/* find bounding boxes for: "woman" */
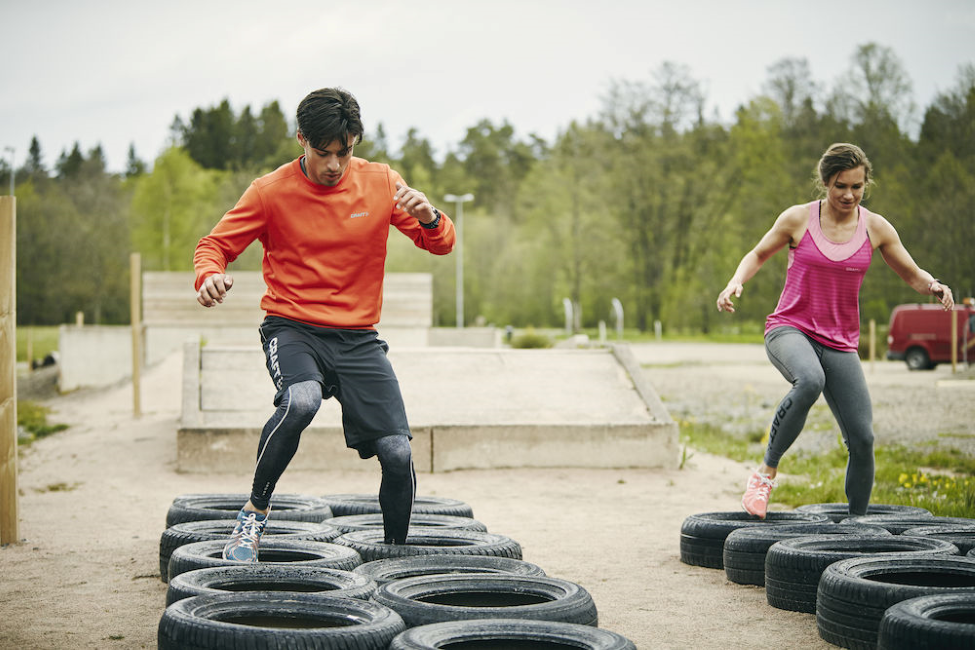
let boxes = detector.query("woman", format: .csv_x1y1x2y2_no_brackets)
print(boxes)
716,143,953,518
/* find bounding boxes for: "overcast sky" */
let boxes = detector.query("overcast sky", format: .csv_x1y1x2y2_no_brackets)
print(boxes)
1,0,972,173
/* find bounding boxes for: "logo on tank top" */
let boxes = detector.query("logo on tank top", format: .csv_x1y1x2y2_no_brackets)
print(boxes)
349,211,369,219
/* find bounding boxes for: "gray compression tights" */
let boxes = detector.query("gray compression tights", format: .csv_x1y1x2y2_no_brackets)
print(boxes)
249,380,416,542
763,327,875,515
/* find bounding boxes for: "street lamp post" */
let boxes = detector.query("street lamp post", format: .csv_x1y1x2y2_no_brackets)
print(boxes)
3,147,13,196
443,193,474,328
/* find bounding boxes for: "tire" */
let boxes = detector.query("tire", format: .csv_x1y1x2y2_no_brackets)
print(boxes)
795,503,932,523
679,511,829,569
764,534,959,614
877,593,975,650
167,539,362,582
166,493,334,527
902,524,975,556
372,574,598,628
816,554,975,649
389,618,636,649
159,520,342,582
166,565,376,605
324,513,488,535
321,494,474,518
355,555,546,586
157,592,404,650
840,514,974,535
723,523,890,586
905,347,932,371
335,529,522,563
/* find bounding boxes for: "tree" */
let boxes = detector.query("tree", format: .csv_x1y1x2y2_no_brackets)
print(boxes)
130,147,220,271
126,143,147,178
26,136,46,177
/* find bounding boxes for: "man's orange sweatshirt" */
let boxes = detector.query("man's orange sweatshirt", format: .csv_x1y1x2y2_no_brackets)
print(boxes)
193,157,455,329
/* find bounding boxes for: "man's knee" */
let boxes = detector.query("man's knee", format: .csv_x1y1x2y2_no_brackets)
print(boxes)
284,380,323,420
374,435,412,472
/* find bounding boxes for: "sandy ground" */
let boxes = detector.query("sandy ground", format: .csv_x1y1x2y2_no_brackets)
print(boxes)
1,342,972,649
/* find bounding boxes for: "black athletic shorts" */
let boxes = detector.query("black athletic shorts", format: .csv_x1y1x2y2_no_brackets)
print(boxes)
259,316,411,452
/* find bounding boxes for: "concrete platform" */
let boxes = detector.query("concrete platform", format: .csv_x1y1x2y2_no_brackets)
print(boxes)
179,340,679,473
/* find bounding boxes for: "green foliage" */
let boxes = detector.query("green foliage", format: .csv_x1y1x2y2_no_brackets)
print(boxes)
11,42,974,332
509,328,554,349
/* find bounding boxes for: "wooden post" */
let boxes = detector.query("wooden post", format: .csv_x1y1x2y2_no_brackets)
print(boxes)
951,306,958,374
130,252,142,418
0,196,18,544
869,319,876,373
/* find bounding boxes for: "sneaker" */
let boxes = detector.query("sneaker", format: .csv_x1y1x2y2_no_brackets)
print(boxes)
222,507,270,562
741,471,776,518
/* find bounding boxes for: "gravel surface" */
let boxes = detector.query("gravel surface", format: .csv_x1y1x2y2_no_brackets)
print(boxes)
633,342,975,455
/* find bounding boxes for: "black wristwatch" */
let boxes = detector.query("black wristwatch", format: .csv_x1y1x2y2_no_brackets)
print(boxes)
421,208,441,229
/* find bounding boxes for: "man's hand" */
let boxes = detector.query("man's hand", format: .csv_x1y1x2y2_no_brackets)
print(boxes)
394,182,437,224
197,274,234,308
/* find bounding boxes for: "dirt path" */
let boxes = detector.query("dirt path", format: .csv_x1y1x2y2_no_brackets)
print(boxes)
1,342,970,648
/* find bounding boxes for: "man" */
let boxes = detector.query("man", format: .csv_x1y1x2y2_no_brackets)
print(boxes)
193,87,456,561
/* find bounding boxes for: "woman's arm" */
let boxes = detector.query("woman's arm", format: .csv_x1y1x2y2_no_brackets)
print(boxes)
871,213,954,310
716,205,806,313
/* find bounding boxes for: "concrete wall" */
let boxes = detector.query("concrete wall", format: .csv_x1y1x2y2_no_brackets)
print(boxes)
178,340,679,473
56,271,500,392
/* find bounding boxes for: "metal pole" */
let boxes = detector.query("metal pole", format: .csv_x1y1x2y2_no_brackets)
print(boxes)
444,193,473,328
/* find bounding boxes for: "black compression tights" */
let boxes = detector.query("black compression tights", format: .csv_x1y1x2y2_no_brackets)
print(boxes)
249,380,416,543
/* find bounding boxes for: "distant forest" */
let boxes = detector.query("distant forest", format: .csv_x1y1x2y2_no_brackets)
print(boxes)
6,43,973,334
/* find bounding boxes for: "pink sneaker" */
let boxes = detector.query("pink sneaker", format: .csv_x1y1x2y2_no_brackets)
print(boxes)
741,471,776,518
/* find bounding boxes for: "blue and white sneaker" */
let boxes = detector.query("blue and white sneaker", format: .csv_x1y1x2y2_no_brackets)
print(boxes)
222,507,270,562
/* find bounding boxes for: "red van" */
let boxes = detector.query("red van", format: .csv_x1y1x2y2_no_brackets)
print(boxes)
886,303,975,370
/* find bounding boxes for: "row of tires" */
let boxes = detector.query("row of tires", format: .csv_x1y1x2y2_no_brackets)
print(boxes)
157,492,637,649
679,504,975,650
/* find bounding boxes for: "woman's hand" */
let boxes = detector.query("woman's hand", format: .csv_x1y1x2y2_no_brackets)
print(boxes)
717,281,744,313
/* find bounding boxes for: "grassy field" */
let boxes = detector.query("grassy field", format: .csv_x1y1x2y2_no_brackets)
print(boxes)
680,420,975,518
17,326,59,364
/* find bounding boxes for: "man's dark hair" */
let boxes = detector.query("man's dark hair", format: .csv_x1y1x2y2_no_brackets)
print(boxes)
296,87,364,149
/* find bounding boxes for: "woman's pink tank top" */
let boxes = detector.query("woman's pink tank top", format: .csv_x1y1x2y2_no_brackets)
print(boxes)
765,200,873,351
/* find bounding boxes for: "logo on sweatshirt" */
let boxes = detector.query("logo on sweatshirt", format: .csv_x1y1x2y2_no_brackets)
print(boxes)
350,211,369,219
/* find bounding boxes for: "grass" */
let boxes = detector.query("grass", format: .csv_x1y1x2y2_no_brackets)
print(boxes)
17,326,59,363
18,400,69,445
679,419,975,518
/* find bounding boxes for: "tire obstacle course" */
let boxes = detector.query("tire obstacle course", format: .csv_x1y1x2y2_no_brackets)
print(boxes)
680,504,975,649
158,492,638,649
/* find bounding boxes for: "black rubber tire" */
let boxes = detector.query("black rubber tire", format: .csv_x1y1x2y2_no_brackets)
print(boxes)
722,523,890,586
905,347,932,370
166,564,376,605
795,503,932,523
335,529,522,563
902,524,975,556
355,555,547,586
389,618,636,649
159,519,342,582
157,592,404,650
877,592,975,650
324,513,488,535
166,493,334,527
372,574,598,628
840,514,974,535
679,510,829,569
764,534,960,614
167,539,362,582
321,493,474,518
816,554,975,649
